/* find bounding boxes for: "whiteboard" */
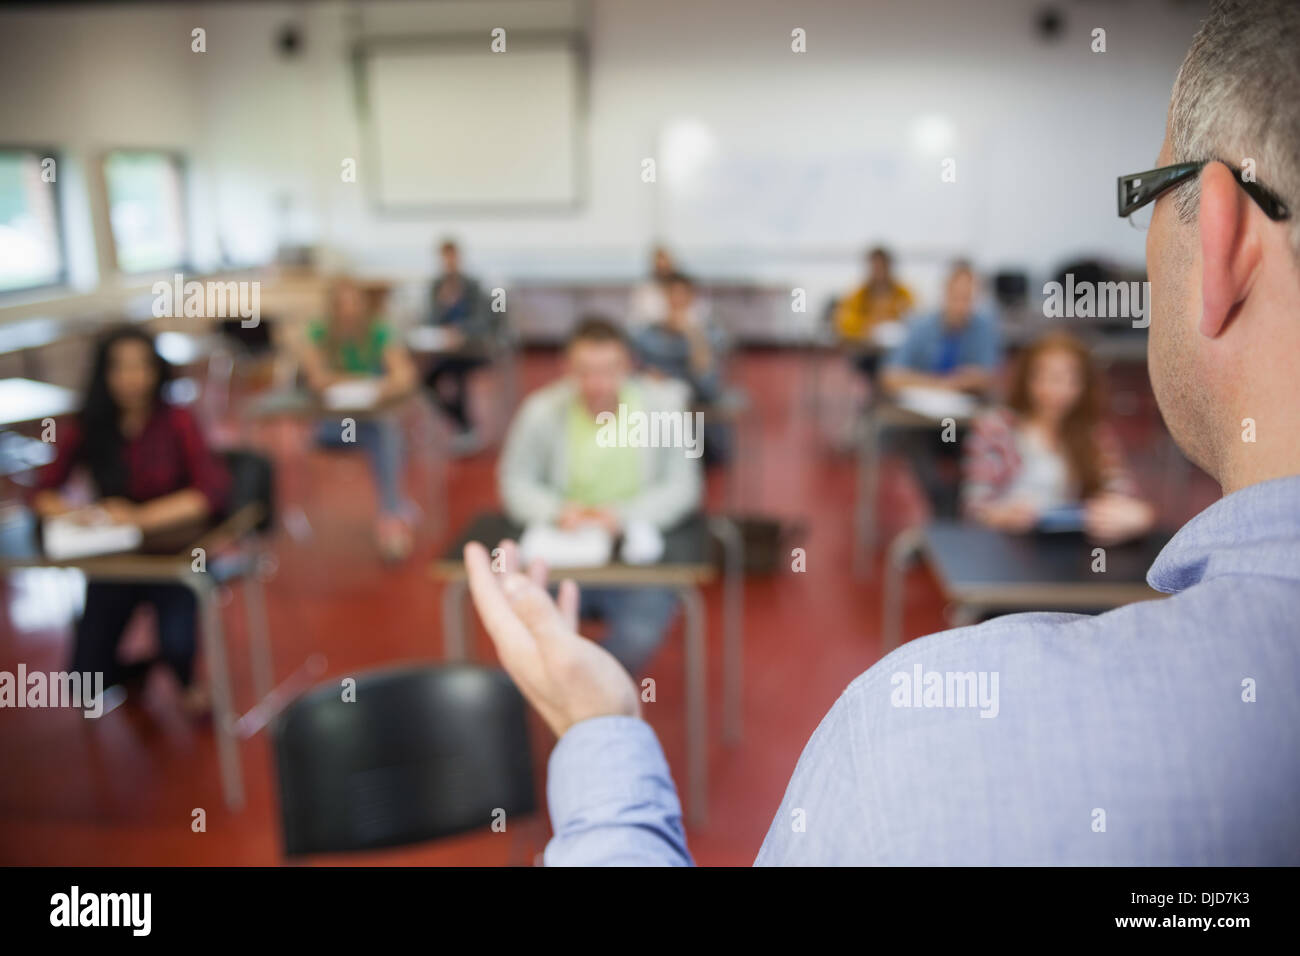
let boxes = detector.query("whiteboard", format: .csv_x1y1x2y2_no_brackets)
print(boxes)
658,148,983,251
362,43,581,209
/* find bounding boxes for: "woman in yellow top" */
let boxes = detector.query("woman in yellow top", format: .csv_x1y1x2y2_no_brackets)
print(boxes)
835,245,914,340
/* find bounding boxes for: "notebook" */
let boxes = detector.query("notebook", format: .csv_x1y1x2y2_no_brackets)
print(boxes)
518,523,614,568
894,386,977,421
406,326,462,353
322,379,383,411
43,515,143,561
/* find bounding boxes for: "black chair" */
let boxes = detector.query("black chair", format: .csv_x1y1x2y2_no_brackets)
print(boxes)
992,270,1029,309
272,663,536,857
221,448,275,535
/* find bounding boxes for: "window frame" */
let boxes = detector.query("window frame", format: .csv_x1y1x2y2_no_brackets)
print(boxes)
101,147,192,277
0,143,70,298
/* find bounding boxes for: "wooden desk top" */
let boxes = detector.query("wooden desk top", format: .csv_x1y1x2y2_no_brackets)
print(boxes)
869,397,984,430
240,386,415,422
431,512,717,586
0,317,66,355
0,378,79,427
0,509,260,580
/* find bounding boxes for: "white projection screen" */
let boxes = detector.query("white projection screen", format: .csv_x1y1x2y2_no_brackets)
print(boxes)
361,41,583,210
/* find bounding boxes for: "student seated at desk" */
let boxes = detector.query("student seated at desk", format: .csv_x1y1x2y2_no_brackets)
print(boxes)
627,244,681,329
300,276,418,562
498,316,702,675
424,239,493,456
879,261,1004,517
834,245,914,377
31,326,230,715
962,332,1156,544
633,273,731,464
880,260,1002,398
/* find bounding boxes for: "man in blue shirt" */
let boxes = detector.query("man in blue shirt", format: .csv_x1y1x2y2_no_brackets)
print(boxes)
880,260,1002,399
461,0,1300,865
880,261,1003,517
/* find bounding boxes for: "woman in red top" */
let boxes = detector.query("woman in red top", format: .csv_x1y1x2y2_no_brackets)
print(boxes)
33,327,230,714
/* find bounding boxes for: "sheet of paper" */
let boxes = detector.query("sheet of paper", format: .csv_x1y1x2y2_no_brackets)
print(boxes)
621,519,665,565
43,516,143,561
322,379,382,411
518,523,614,568
871,320,906,350
894,386,977,421
406,326,462,353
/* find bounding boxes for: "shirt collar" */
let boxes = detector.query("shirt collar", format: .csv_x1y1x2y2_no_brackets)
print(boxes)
1147,474,1300,593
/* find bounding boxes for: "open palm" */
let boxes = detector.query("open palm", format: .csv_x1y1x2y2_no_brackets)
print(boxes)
463,540,640,737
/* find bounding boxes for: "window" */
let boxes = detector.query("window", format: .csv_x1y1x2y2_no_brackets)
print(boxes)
103,150,187,273
0,147,65,293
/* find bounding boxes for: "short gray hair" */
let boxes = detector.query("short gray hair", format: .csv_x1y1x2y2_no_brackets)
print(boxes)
1169,0,1300,257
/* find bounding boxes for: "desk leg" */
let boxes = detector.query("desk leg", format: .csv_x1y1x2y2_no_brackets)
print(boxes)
854,414,882,577
676,586,708,829
194,576,244,811
443,578,469,661
882,527,923,654
948,604,982,628
710,516,744,744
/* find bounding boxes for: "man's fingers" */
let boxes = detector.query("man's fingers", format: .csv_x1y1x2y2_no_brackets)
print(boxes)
558,578,580,632
527,557,549,589
502,572,574,656
496,539,519,575
463,542,534,661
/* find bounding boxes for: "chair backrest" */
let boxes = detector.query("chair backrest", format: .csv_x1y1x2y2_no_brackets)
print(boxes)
272,663,536,857
221,448,274,534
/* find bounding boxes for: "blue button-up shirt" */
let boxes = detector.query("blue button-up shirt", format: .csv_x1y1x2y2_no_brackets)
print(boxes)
544,475,1300,865
885,306,1003,376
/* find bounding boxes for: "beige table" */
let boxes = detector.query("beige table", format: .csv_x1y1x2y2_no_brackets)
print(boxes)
853,398,980,576
0,506,286,812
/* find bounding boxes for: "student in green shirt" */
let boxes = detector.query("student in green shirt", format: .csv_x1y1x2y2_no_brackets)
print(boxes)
300,277,419,562
497,317,704,673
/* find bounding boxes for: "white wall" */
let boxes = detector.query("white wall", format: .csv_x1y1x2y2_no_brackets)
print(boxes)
0,0,1209,321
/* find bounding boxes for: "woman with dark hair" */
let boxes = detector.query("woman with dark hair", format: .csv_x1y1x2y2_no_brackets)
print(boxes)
32,326,230,714
961,332,1155,544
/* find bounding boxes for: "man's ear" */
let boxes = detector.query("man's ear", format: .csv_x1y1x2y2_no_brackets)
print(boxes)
1198,161,1260,338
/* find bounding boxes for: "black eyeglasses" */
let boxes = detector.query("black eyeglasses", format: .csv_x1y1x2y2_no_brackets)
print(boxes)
1117,160,1291,224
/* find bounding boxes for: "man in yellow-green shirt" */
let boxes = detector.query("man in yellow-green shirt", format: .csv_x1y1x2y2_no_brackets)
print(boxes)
497,317,703,673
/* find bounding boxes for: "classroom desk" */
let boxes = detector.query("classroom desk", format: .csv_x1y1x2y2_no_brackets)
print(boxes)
881,520,1170,652
0,378,79,428
0,317,66,380
404,325,520,443
853,398,980,576
240,386,446,539
0,509,287,812
431,511,745,829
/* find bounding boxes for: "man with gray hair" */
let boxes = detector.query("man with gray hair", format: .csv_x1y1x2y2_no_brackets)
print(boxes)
462,0,1300,865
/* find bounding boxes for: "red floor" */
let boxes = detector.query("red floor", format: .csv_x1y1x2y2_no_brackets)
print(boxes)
0,350,1216,866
